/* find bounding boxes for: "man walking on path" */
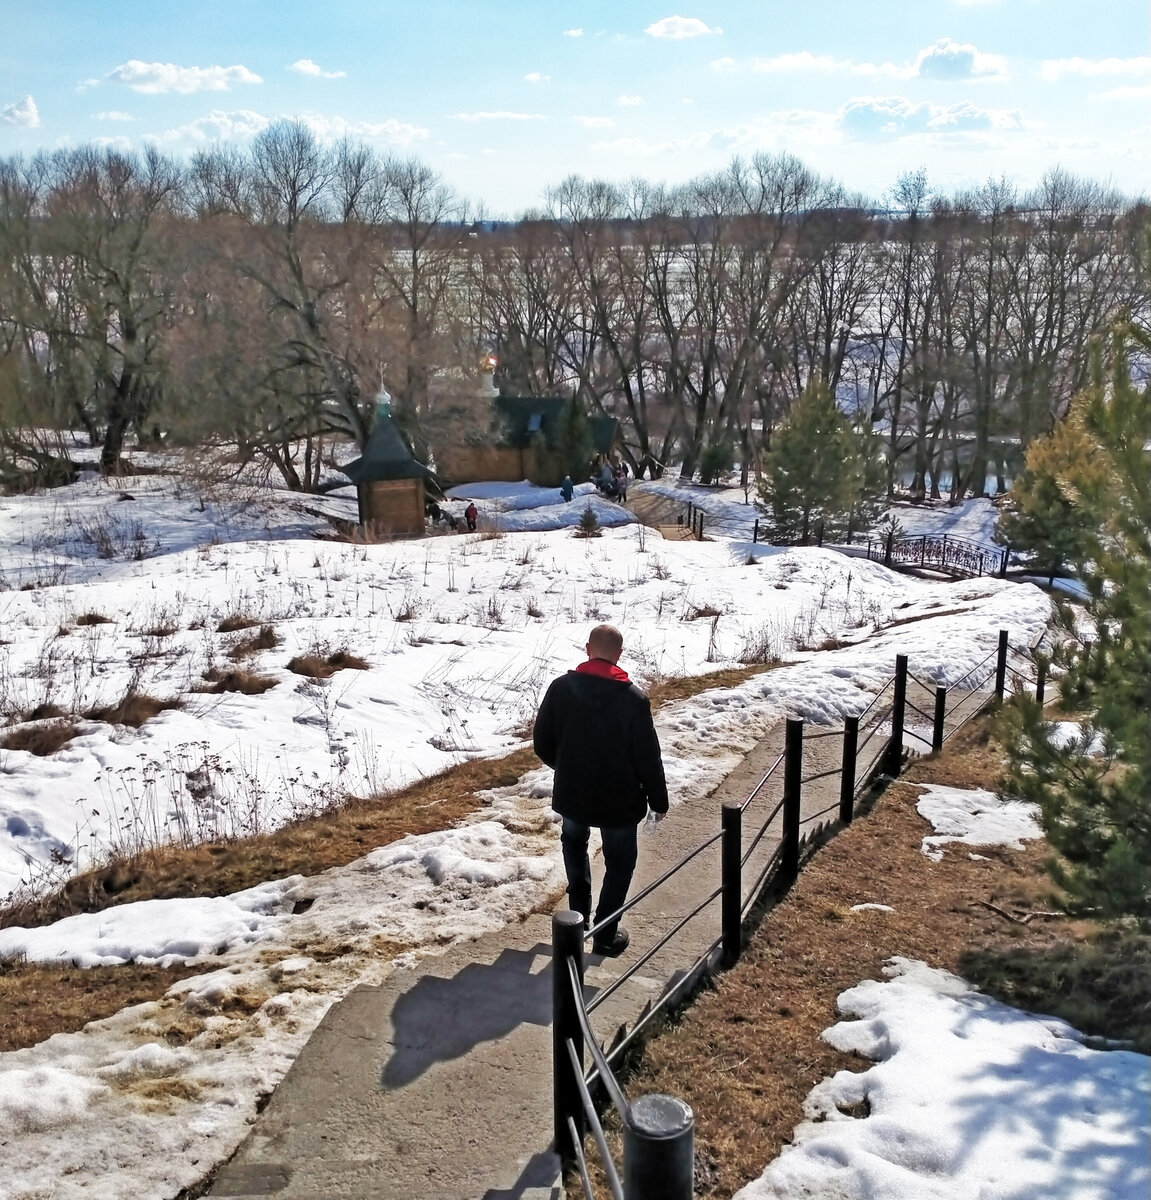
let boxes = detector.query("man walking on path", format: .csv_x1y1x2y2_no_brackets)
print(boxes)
533,624,668,956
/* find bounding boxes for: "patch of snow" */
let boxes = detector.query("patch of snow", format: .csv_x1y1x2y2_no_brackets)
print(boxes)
735,958,1150,1200
914,784,1043,861
849,903,894,913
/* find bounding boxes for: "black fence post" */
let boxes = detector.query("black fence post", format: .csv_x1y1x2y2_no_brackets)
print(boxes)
721,802,742,968
816,519,824,547
781,718,803,887
839,715,858,824
919,535,926,566
884,529,894,567
552,911,585,1162
883,655,908,777
994,629,1009,700
1035,661,1046,706
932,685,947,752
623,1094,694,1200
1000,544,1010,578
753,518,759,544
698,513,704,540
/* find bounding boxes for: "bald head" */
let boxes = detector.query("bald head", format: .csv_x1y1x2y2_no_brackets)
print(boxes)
586,624,624,664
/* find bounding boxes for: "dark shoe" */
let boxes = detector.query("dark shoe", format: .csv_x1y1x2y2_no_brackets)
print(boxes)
592,928,629,957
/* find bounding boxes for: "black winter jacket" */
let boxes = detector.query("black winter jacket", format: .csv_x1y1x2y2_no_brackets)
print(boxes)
533,671,668,828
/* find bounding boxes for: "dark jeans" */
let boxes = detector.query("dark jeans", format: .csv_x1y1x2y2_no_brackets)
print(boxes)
560,818,639,941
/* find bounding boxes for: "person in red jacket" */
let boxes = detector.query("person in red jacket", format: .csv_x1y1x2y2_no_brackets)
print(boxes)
533,624,668,956
464,501,478,532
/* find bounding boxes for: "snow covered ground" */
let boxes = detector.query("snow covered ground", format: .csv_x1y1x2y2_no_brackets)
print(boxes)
1,462,1109,1200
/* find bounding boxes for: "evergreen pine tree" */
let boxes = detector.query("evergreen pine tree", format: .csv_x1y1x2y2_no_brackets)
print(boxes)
557,395,594,481
1001,327,1151,923
997,415,1111,585
757,378,880,543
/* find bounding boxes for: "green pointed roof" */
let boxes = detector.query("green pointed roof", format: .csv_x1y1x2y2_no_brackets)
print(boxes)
342,404,433,484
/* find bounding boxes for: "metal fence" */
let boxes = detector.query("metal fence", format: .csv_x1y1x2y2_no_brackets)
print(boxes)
551,626,1047,1198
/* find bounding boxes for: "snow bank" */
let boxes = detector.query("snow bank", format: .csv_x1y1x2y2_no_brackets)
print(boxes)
736,958,1151,1200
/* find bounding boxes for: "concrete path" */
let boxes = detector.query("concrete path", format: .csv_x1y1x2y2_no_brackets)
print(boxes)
208,680,983,1200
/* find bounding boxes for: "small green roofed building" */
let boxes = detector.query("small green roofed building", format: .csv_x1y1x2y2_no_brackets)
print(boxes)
341,399,433,538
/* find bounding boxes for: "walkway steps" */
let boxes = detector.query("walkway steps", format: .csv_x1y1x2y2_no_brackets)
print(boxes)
209,682,986,1200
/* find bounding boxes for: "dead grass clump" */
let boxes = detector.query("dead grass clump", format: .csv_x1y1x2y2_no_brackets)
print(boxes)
684,603,724,621
142,624,178,639
1,721,79,756
86,693,182,727
0,957,202,1054
76,612,114,626
217,614,262,633
227,624,279,660
199,667,279,696
26,701,67,720
287,649,369,678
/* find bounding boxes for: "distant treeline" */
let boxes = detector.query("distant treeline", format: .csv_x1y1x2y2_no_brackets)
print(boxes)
0,119,1147,495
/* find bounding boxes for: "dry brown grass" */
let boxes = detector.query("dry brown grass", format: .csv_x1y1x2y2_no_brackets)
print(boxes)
589,718,1148,1197
1,720,79,756
217,614,262,633
86,693,182,727
287,649,370,678
227,624,279,660
198,667,279,695
0,957,203,1053
75,611,115,626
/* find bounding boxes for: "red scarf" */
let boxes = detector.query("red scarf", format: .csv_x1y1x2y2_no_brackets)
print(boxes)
575,658,630,682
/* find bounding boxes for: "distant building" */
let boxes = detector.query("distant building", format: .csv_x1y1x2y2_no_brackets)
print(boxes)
341,400,433,538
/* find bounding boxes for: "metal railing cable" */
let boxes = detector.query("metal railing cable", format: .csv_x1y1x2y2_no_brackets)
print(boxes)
563,1028,624,1200
802,727,842,742
739,753,785,812
944,664,998,717
587,830,723,941
855,675,897,721
741,795,786,867
904,698,934,722
907,670,941,693
904,727,935,748
587,885,722,1014
947,649,998,692
801,766,842,786
741,847,784,920
565,1115,598,1200
800,799,842,825
854,745,888,792
569,959,630,1115
596,937,721,1075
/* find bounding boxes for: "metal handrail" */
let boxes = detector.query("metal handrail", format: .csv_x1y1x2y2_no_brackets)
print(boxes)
944,665,997,716
587,885,722,1014
741,795,786,867
853,746,887,793
588,830,723,940
904,727,934,748
856,674,897,720
739,752,785,812
566,1116,598,1200
569,959,631,1116
801,766,842,786
904,698,934,722
907,669,940,692
802,727,842,742
565,1034,624,1200
948,649,997,691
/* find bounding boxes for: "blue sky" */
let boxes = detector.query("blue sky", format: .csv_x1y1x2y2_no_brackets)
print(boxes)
1,1,1148,214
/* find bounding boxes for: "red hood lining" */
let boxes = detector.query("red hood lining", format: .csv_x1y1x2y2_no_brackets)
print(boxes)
575,659,630,683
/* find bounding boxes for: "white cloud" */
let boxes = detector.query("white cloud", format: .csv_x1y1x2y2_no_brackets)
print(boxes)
1,95,40,128
298,114,429,145
563,28,584,38
575,115,614,128
591,132,713,156
148,109,269,145
616,94,643,106
914,38,1007,81
1040,55,1151,82
710,57,738,73
746,40,1004,82
644,16,721,39
523,72,550,84
840,95,1022,138
107,60,263,94
1099,83,1151,101
450,110,544,121
288,59,346,80
93,110,135,122
92,134,132,151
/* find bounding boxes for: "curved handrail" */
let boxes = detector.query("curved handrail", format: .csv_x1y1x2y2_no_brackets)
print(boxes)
563,1032,624,1200
739,752,785,812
